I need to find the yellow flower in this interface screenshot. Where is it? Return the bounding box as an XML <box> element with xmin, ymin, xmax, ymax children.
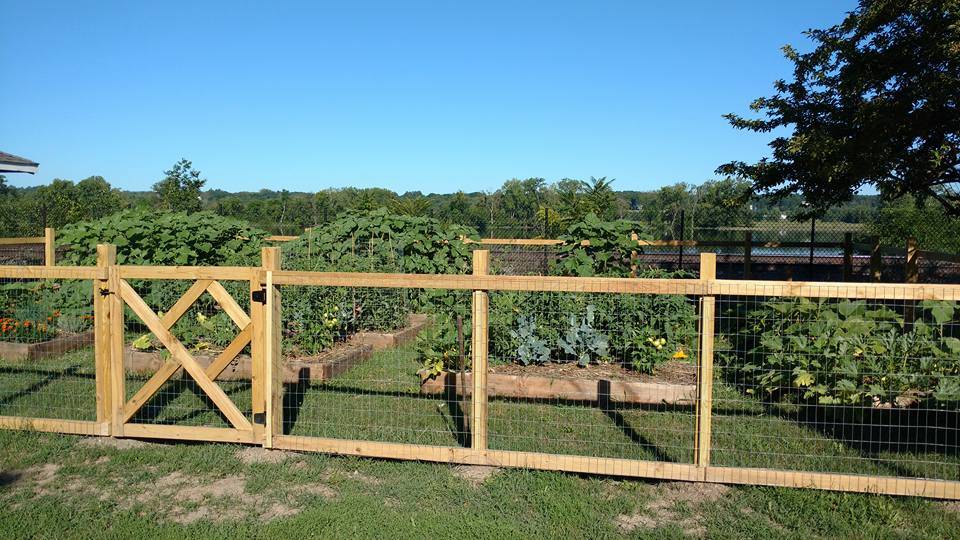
<box><xmin>672</xmin><ymin>349</ymin><xmax>688</xmax><ymax>359</ymax></box>
<box><xmin>196</xmin><ymin>312</ymin><xmax>208</xmax><ymax>323</ymax></box>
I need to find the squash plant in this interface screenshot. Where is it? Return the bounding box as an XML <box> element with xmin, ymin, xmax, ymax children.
<box><xmin>721</xmin><ymin>297</ymin><xmax>960</xmax><ymax>407</ymax></box>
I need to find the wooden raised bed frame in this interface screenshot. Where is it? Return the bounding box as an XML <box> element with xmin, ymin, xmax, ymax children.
<box><xmin>124</xmin><ymin>314</ymin><xmax>429</xmax><ymax>383</ymax></box>
<box><xmin>0</xmin><ymin>331</ymin><xmax>94</xmax><ymax>361</ymax></box>
<box><xmin>420</xmin><ymin>370</ymin><xmax>696</xmax><ymax>406</ymax></box>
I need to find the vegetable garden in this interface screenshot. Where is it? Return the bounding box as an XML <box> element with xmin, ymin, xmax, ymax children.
<box><xmin>0</xmin><ymin>209</ymin><xmax>959</xmax><ymax>499</ymax></box>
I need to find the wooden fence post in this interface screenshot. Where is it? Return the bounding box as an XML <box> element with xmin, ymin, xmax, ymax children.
<box><xmin>261</xmin><ymin>247</ymin><xmax>282</xmax><ymax>447</ymax></box>
<box><xmin>906</xmin><ymin>237</ymin><xmax>919</xmax><ymax>283</ymax></box>
<box><xmin>44</xmin><ymin>227</ymin><xmax>55</xmax><ymax>267</ymax></box>
<box><xmin>94</xmin><ymin>244</ymin><xmax>116</xmax><ymax>430</ymax></box>
<box><xmin>471</xmin><ymin>249</ymin><xmax>490</xmax><ymax>451</ymax></box>
<box><xmin>743</xmin><ymin>231</ymin><xmax>752</xmax><ymax>279</ymax></box>
<box><xmin>842</xmin><ymin>232</ymin><xmax>853</xmax><ymax>282</ymax></box>
<box><xmin>107</xmin><ymin>249</ymin><xmax>125</xmax><ymax>436</ymax></box>
<box><xmin>695</xmin><ymin>253</ymin><xmax>716</xmax><ymax>471</ymax></box>
<box><xmin>871</xmin><ymin>236</ymin><xmax>883</xmax><ymax>282</ymax></box>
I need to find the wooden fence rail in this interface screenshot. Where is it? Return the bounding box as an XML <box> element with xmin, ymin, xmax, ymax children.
<box><xmin>0</xmin><ymin>245</ymin><xmax>959</xmax><ymax>500</ymax></box>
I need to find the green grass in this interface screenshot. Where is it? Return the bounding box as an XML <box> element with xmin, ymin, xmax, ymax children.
<box><xmin>1</xmin><ymin>345</ymin><xmax>960</xmax><ymax>537</ymax></box>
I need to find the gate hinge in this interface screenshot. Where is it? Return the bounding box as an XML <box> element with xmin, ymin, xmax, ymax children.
<box><xmin>253</xmin><ymin>412</ymin><xmax>266</xmax><ymax>425</ymax></box>
<box><xmin>251</xmin><ymin>289</ymin><xmax>267</xmax><ymax>303</ymax></box>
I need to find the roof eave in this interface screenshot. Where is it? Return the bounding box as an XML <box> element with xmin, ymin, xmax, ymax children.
<box><xmin>0</xmin><ymin>163</ymin><xmax>39</xmax><ymax>174</ymax></box>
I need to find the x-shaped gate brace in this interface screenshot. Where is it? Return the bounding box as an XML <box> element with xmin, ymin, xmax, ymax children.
<box><xmin>119</xmin><ymin>278</ymin><xmax>253</xmax><ymax>432</ymax></box>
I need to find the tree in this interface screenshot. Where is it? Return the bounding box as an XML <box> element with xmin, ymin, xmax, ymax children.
<box><xmin>75</xmin><ymin>176</ymin><xmax>124</xmax><ymax>220</ymax></box>
<box><xmin>153</xmin><ymin>159</ymin><xmax>205</xmax><ymax>212</ymax></box>
<box><xmin>718</xmin><ymin>0</ymin><xmax>960</xmax><ymax>216</ymax></box>
<box><xmin>579</xmin><ymin>176</ymin><xmax>617</xmax><ymax>219</ymax></box>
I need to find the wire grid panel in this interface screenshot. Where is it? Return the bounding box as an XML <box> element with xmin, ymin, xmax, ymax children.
<box><xmin>122</xmin><ymin>279</ymin><xmax>253</xmax><ymax>428</ymax></box>
<box><xmin>485</xmin><ymin>288</ymin><xmax>701</xmax><ymax>463</ymax></box>
<box><xmin>279</xmin><ymin>284</ymin><xmax>472</xmax><ymax>447</ymax></box>
<box><xmin>0</xmin><ymin>244</ymin><xmax>44</xmax><ymax>266</ymax></box>
<box><xmin>488</xmin><ymin>244</ymin><xmax>558</xmax><ymax>276</ymax></box>
<box><xmin>713</xmin><ymin>286</ymin><xmax>960</xmax><ymax>483</ymax></box>
<box><xmin>0</xmin><ymin>277</ymin><xmax>96</xmax><ymax>421</ymax></box>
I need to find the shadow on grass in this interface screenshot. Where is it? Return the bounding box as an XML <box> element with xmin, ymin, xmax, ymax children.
<box><xmin>0</xmin><ymin>365</ymin><xmax>85</xmax><ymax>411</ymax></box>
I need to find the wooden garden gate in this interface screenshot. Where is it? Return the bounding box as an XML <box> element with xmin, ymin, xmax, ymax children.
<box><xmin>95</xmin><ymin>245</ymin><xmax>278</xmax><ymax>444</ymax></box>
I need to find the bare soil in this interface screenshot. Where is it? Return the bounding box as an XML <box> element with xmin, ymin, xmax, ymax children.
<box><xmin>614</xmin><ymin>481</ymin><xmax>730</xmax><ymax>537</ymax></box>
<box><xmin>491</xmin><ymin>360</ymin><xmax>696</xmax><ymax>385</ymax></box>
<box><xmin>452</xmin><ymin>465</ymin><xmax>501</xmax><ymax>487</ymax></box>
<box><xmin>2</xmin><ymin>460</ymin><xmax>339</xmax><ymax>525</ymax></box>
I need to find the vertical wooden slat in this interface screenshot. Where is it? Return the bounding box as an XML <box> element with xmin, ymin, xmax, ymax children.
<box><xmin>471</xmin><ymin>249</ymin><xmax>489</xmax><ymax>451</ymax></box>
<box><xmin>842</xmin><ymin>232</ymin><xmax>853</xmax><ymax>282</ymax></box>
<box><xmin>261</xmin><ymin>247</ymin><xmax>282</xmax><ymax>447</ymax></box>
<box><xmin>108</xmin><ymin>263</ymin><xmax>125</xmax><ymax>436</ymax></box>
<box><xmin>871</xmin><ymin>236</ymin><xmax>883</xmax><ymax>282</ymax></box>
<box><xmin>742</xmin><ymin>231</ymin><xmax>752</xmax><ymax>279</ymax></box>
<box><xmin>44</xmin><ymin>227</ymin><xmax>55</xmax><ymax>267</ymax></box>
<box><xmin>94</xmin><ymin>244</ymin><xmax>115</xmax><ymax>427</ymax></box>
<box><xmin>695</xmin><ymin>253</ymin><xmax>716</xmax><ymax>470</ymax></box>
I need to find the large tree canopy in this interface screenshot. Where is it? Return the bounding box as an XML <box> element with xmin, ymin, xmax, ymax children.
<box><xmin>718</xmin><ymin>0</ymin><xmax>960</xmax><ymax>216</ymax></box>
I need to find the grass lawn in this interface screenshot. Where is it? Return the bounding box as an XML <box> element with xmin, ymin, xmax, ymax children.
<box><xmin>1</xmin><ymin>344</ymin><xmax>960</xmax><ymax>537</ymax></box>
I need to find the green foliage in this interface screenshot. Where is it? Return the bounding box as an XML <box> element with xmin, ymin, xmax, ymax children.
<box><xmin>870</xmin><ymin>196</ymin><xmax>960</xmax><ymax>254</ymax></box>
<box><xmin>283</xmin><ymin>208</ymin><xmax>477</xmax><ymax>275</ymax></box>
<box><xmin>57</xmin><ymin>209</ymin><xmax>267</xmax><ymax>266</ymax></box>
<box><xmin>415</xmin><ymin>317</ymin><xmax>463</xmax><ymax>379</ymax></box>
<box><xmin>551</xmin><ymin>213</ymin><xmax>649</xmax><ymax>277</ymax></box>
<box><xmin>153</xmin><ymin>159</ymin><xmax>206</xmax><ymax>212</ymax></box>
<box><xmin>722</xmin><ymin>297</ymin><xmax>960</xmax><ymax>407</ymax></box>
<box><xmin>718</xmin><ymin>0</ymin><xmax>960</xmax><ymax>215</ymax></box>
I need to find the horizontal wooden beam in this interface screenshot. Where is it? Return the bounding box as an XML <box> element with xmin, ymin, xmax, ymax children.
<box><xmin>265</xmin><ymin>235</ymin><xmax>298</xmax><ymax>242</ymax></box>
<box><xmin>121</xmin><ymin>423</ymin><xmax>255</xmax><ymax>443</ymax></box>
<box><xmin>0</xmin><ymin>266</ymin><xmax>98</xmax><ymax>279</ymax></box>
<box><xmin>710</xmin><ymin>279</ymin><xmax>960</xmax><ymax>300</ymax></box>
<box><xmin>0</xmin><ymin>416</ymin><xmax>109</xmax><ymax>436</ymax></box>
<box><xmin>0</xmin><ymin>236</ymin><xmax>45</xmax><ymax>246</ymax></box>
<box><xmin>271</xmin><ymin>436</ymin><xmax>960</xmax><ymax>500</ymax></box>
<box><xmin>118</xmin><ymin>266</ymin><xmax>256</xmax><ymax>281</ymax></box>
<box><xmin>271</xmin><ymin>270</ymin><xmax>707</xmax><ymax>294</ymax></box>
<box><xmin>271</xmin><ymin>436</ymin><xmax>703</xmax><ymax>482</ymax></box>
<box><xmin>703</xmin><ymin>466</ymin><xmax>960</xmax><ymax>500</ymax></box>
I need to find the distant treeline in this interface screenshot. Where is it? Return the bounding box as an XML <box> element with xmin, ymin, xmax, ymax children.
<box><xmin>1</xmin><ymin>171</ymin><xmax>958</xmax><ymax>253</ymax></box>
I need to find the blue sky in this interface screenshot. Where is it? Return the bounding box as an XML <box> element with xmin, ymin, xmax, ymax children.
<box><xmin>1</xmin><ymin>1</ymin><xmax>857</xmax><ymax>194</ymax></box>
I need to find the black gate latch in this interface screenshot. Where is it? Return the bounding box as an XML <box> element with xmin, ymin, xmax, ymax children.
<box><xmin>251</xmin><ymin>289</ymin><xmax>267</xmax><ymax>303</ymax></box>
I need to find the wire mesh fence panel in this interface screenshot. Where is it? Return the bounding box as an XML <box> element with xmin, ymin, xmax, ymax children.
<box><xmin>485</xmin><ymin>289</ymin><xmax>701</xmax><ymax>462</ymax></box>
<box><xmin>0</xmin><ymin>244</ymin><xmax>45</xmax><ymax>266</ymax></box>
<box><xmin>488</xmin><ymin>244</ymin><xmax>558</xmax><ymax>276</ymax></box>
<box><xmin>280</xmin><ymin>285</ymin><xmax>471</xmax><ymax>448</ymax></box>
<box><xmin>122</xmin><ymin>279</ymin><xmax>253</xmax><ymax>428</ymax></box>
<box><xmin>713</xmin><ymin>288</ymin><xmax>960</xmax><ymax>483</ymax></box>
<box><xmin>0</xmin><ymin>277</ymin><xmax>96</xmax><ymax>421</ymax></box>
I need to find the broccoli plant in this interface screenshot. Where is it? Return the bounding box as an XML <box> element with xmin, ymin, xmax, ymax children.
<box><xmin>511</xmin><ymin>315</ymin><xmax>551</xmax><ymax>365</ymax></box>
<box><xmin>558</xmin><ymin>305</ymin><xmax>609</xmax><ymax>366</ymax></box>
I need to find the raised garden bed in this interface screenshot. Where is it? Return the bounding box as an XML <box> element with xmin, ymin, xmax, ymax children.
<box><xmin>420</xmin><ymin>360</ymin><xmax>697</xmax><ymax>405</ymax></box>
<box><xmin>126</xmin><ymin>314</ymin><xmax>429</xmax><ymax>383</ymax></box>
<box><xmin>0</xmin><ymin>331</ymin><xmax>95</xmax><ymax>361</ymax></box>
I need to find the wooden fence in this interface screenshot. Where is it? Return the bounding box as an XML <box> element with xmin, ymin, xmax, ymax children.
<box><xmin>1</xmin><ymin>245</ymin><xmax>959</xmax><ymax>500</ymax></box>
